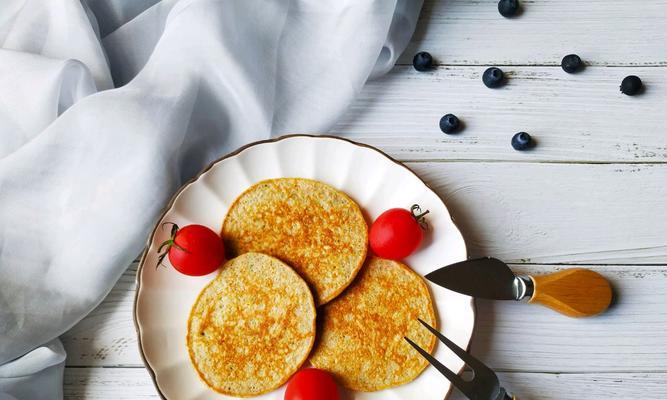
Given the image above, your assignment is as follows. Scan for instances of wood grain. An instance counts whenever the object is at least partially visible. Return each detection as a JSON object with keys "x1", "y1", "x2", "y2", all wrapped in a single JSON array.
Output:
[
  {"x1": 528, "y1": 268, "x2": 612, "y2": 317},
  {"x1": 455, "y1": 371, "x2": 667, "y2": 400},
  {"x1": 62, "y1": 367, "x2": 667, "y2": 399},
  {"x1": 64, "y1": 367, "x2": 158, "y2": 399},
  {"x1": 397, "y1": 0, "x2": 667, "y2": 67},
  {"x1": 334, "y1": 66, "x2": 667, "y2": 162},
  {"x1": 62, "y1": 262, "x2": 667, "y2": 372},
  {"x1": 410, "y1": 162, "x2": 667, "y2": 264},
  {"x1": 473, "y1": 264, "x2": 667, "y2": 373}
]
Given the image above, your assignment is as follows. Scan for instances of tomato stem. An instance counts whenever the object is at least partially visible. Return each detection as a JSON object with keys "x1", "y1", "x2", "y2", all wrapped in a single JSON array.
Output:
[
  {"x1": 155, "y1": 222, "x2": 188, "y2": 270},
  {"x1": 410, "y1": 204, "x2": 430, "y2": 230},
  {"x1": 411, "y1": 204, "x2": 430, "y2": 220}
]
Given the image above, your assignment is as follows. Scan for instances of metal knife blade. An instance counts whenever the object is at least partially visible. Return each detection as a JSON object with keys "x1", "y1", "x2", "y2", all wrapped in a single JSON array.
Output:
[{"x1": 425, "y1": 257, "x2": 522, "y2": 300}]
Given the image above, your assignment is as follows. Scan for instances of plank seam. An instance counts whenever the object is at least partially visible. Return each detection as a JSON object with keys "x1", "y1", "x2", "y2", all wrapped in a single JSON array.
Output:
[
  {"x1": 394, "y1": 63, "x2": 667, "y2": 68},
  {"x1": 400, "y1": 160, "x2": 667, "y2": 165},
  {"x1": 63, "y1": 366, "x2": 667, "y2": 375}
]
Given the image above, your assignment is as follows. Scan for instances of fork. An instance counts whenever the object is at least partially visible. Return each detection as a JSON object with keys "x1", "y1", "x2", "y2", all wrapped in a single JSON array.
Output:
[{"x1": 405, "y1": 319, "x2": 517, "y2": 400}]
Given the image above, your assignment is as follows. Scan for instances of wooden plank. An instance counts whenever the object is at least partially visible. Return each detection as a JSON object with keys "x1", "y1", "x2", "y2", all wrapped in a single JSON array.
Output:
[
  {"x1": 64, "y1": 367, "x2": 158, "y2": 400},
  {"x1": 408, "y1": 162, "x2": 667, "y2": 264},
  {"x1": 472, "y1": 264, "x2": 667, "y2": 373},
  {"x1": 457, "y1": 371, "x2": 667, "y2": 400},
  {"x1": 397, "y1": 0, "x2": 667, "y2": 66},
  {"x1": 334, "y1": 66, "x2": 667, "y2": 162},
  {"x1": 62, "y1": 367, "x2": 667, "y2": 399},
  {"x1": 62, "y1": 262, "x2": 667, "y2": 372}
]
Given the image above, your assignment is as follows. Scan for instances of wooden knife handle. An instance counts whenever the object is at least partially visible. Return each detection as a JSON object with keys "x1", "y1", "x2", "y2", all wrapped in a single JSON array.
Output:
[{"x1": 528, "y1": 268, "x2": 612, "y2": 317}]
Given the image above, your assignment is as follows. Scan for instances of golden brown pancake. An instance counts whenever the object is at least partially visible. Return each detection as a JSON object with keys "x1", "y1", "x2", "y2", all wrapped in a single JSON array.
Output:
[
  {"x1": 222, "y1": 178, "x2": 368, "y2": 305},
  {"x1": 187, "y1": 252, "x2": 316, "y2": 397},
  {"x1": 309, "y1": 257, "x2": 436, "y2": 391}
]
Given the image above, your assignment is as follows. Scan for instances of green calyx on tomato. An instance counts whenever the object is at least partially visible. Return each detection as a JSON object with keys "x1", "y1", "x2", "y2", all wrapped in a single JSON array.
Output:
[{"x1": 156, "y1": 222, "x2": 187, "y2": 269}]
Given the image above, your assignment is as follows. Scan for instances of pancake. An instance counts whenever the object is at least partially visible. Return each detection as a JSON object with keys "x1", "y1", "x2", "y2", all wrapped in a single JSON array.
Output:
[
  {"x1": 222, "y1": 178, "x2": 368, "y2": 305},
  {"x1": 309, "y1": 257, "x2": 436, "y2": 391},
  {"x1": 187, "y1": 252, "x2": 316, "y2": 397}
]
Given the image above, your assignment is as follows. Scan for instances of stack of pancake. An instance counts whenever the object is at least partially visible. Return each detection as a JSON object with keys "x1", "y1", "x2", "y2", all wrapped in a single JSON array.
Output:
[{"x1": 187, "y1": 178, "x2": 436, "y2": 397}]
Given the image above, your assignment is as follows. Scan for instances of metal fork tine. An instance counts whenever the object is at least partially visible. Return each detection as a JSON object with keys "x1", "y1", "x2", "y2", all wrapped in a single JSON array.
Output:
[
  {"x1": 409, "y1": 319, "x2": 505, "y2": 400},
  {"x1": 417, "y1": 318, "x2": 489, "y2": 373},
  {"x1": 403, "y1": 336, "x2": 468, "y2": 390}
]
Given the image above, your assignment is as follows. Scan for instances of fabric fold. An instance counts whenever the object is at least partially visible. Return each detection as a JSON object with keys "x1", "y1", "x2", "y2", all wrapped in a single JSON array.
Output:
[
  {"x1": 0, "y1": 340, "x2": 65, "y2": 400},
  {"x1": 0, "y1": 49, "x2": 96, "y2": 158},
  {"x1": 0, "y1": 0, "x2": 423, "y2": 398}
]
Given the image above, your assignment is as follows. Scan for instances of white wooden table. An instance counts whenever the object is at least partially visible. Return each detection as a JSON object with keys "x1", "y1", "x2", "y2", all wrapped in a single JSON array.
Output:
[{"x1": 62, "y1": 1, "x2": 667, "y2": 398}]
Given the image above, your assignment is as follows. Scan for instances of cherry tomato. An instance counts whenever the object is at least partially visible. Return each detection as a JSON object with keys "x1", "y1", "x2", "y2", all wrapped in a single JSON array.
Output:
[
  {"x1": 285, "y1": 368, "x2": 340, "y2": 400},
  {"x1": 369, "y1": 204, "x2": 429, "y2": 260},
  {"x1": 156, "y1": 223, "x2": 225, "y2": 276}
]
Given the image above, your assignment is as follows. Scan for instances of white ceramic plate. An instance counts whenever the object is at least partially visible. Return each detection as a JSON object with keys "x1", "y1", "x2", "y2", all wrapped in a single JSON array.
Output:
[{"x1": 135, "y1": 135, "x2": 475, "y2": 400}]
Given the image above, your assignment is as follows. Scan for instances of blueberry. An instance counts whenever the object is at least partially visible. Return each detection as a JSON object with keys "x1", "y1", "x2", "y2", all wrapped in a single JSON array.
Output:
[
  {"x1": 561, "y1": 54, "x2": 583, "y2": 73},
  {"x1": 620, "y1": 75, "x2": 643, "y2": 96},
  {"x1": 413, "y1": 52, "x2": 433, "y2": 72},
  {"x1": 439, "y1": 114, "x2": 461, "y2": 134},
  {"x1": 498, "y1": 0, "x2": 520, "y2": 17},
  {"x1": 483, "y1": 67, "x2": 505, "y2": 88},
  {"x1": 511, "y1": 132, "x2": 533, "y2": 150}
]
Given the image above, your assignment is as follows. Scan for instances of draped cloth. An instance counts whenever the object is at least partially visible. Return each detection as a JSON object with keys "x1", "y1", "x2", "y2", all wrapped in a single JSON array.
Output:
[{"x1": 0, "y1": 0, "x2": 422, "y2": 398}]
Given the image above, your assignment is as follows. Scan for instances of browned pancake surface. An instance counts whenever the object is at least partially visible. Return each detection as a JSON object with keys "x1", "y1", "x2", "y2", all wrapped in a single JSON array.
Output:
[
  {"x1": 187, "y1": 252, "x2": 316, "y2": 397},
  {"x1": 309, "y1": 257, "x2": 436, "y2": 391},
  {"x1": 222, "y1": 178, "x2": 368, "y2": 305}
]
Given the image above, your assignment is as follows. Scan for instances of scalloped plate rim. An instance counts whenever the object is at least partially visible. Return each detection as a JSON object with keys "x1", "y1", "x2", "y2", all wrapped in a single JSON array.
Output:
[{"x1": 133, "y1": 134, "x2": 475, "y2": 400}]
